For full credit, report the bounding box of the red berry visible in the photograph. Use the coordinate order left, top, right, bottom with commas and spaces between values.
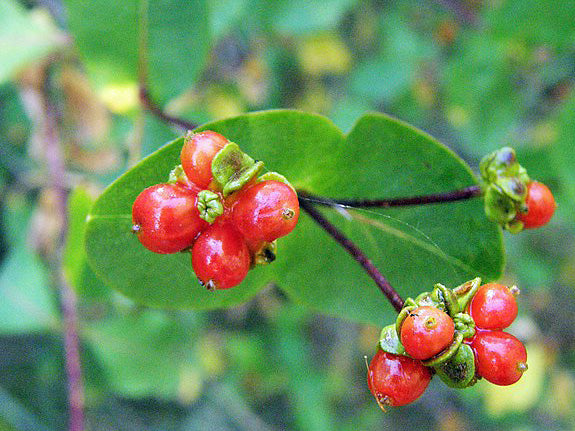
191, 222, 251, 290
469, 283, 518, 330
132, 183, 207, 254
516, 181, 556, 229
400, 306, 455, 360
231, 180, 299, 242
470, 330, 527, 386
181, 130, 228, 189
367, 350, 432, 408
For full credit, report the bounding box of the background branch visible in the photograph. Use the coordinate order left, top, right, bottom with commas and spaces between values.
42, 69, 84, 431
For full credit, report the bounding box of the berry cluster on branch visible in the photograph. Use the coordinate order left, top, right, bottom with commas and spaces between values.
367, 278, 527, 409
131, 131, 300, 290
480, 147, 556, 232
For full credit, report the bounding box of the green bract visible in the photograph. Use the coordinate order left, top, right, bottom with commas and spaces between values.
435, 343, 477, 389
387, 278, 480, 388
211, 142, 265, 196
480, 147, 531, 233
84, 110, 504, 325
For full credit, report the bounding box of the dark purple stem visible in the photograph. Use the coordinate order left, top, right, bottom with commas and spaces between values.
43, 76, 84, 431
298, 196, 405, 313
136, 1, 198, 132
138, 86, 199, 131
298, 185, 482, 209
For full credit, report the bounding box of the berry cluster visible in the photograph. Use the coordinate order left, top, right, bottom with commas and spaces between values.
480, 147, 556, 232
367, 278, 527, 409
466, 283, 527, 386
131, 130, 299, 290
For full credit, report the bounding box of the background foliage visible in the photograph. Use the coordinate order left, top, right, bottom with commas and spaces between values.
0, 0, 574, 430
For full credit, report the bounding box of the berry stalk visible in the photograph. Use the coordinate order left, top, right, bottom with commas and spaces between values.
298, 185, 482, 209
298, 197, 405, 312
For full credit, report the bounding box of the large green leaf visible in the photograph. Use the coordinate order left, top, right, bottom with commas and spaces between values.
85, 110, 504, 324
64, 0, 210, 103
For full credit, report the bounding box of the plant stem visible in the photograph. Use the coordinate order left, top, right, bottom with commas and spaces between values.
298, 197, 405, 313
43, 70, 84, 431
137, 0, 198, 132
298, 185, 482, 209
139, 86, 199, 131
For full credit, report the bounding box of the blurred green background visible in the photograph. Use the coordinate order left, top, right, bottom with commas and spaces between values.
1, 0, 575, 430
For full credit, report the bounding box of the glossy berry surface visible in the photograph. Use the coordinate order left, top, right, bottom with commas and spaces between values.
367, 350, 432, 407
400, 306, 455, 360
470, 330, 527, 386
516, 181, 556, 229
181, 130, 228, 189
191, 222, 251, 290
469, 283, 518, 330
231, 180, 299, 242
132, 183, 207, 254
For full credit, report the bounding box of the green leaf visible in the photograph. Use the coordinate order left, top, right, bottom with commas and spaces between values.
63, 187, 93, 290
85, 310, 189, 398
85, 110, 504, 325
63, 0, 210, 103
0, 0, 63, 84
63, 187, 110, 299
0, 195, 58, 333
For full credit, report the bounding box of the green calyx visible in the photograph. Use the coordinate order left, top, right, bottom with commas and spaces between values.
197, 190, 224, 223
423, 331, 464, 367
379, 324, 406, 355
435, 343, 477, 388
257, 171, 296, 191
212, 142, 264, 196
452, 277, 481, 311
382, 278, 481, 389
479, 147, 530, 232
168, 164, 190, 186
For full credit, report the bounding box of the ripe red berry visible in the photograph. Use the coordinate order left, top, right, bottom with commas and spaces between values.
132, 183, 207, 254
191, 222, 251, 290
400, 306, 455, 360
181, 130, 228, 189
470, 330, 527, 386
516, 181, 556, 229
231, 180, 299, 242
367, 350, 432, 408
469, 283, 518, 330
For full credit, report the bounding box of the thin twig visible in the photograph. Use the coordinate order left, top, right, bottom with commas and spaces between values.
138, 86, 199, 130
298, 185, 482, 209
298, 197, 404, 313
43, 70, 84, 431
136, 1, 198, 132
